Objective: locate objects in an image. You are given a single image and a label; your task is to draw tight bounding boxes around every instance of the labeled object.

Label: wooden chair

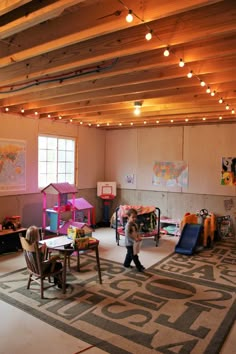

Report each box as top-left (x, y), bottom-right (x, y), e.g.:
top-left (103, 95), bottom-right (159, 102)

top-left (20, 236), bottom-right (63, 299)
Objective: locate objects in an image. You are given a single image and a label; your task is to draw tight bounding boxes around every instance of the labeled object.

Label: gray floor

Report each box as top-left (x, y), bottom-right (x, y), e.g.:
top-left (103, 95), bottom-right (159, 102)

top-left (0, 228), bottom-right (235, 354)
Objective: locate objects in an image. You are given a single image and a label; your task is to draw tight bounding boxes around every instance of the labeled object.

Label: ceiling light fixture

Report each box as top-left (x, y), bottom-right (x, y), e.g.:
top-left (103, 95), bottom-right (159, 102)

top-left (145, 30), bottom-right (152, 41)
top-left (179, 59), bottom-right (185, 67)
top-left (187, 71), bottom-right (193, 78)
top-left (126, 10), bottom-right (133, 23)
top-left (163, 47), bottom-right (170, 57)
top-left (134, 101), bottom-right (142, 115)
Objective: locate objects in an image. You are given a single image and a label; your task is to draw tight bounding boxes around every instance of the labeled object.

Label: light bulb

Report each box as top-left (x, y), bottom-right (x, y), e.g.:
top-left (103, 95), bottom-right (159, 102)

top-left (48, 114), bottom-right (51, 118)
top-left (232, 109), bottom-right (235, 114)
top-left (5, 107), bottom-right (9, 111)
top-left (219, 98), bottom-right (223, 104)
top-left (170, 119), bottom-right (174, 123)
top-left (88, 123), bottom-right (91, 126)
top-left (126, 10), bottom-right (133, 23)
top-left (106, 122), bottom-right (110, 126)
top-left (179, 59), bottom-right (185, 67)
top-left (144, 121), bottom-right (147, 124)
top-left (200, 80), bottom-right (205, 87)
top-left (145, 30), bottom-right (152, 41)
top-left (210, 90), bottom-right (215, 96)
top-left (58, 116), bottom-right (62, 119)
top-left (219, 116), bottom-right (222, 120)
top-left (119, 122), bottom-right (122, 126)
top-left (130, 122), bottom-right (133, 126)
top-left (226, 104), bottom-right (229, 110)
top-left (21, 108), bottom-right (24, 113)
top-left (164, 47), bottom-right (170, 57)
top-left (187, 71), bottom-right (193, 78)
top-left (185, 118), bottom-right (189, 122)
top-left (206, 87), bottom-right (211, 93)
top-left (202, 117), bottom-right (206, 121)
top-left (70, 119), bottom-right (73, 122)
top-left (134, 107), bottom-right (141, 115)
top-left (34, 111), bottom-right (38, 115)
top-left (97, 123), bottom-right (100, 127)
top-left (156, 120), bottom-right (159, 124)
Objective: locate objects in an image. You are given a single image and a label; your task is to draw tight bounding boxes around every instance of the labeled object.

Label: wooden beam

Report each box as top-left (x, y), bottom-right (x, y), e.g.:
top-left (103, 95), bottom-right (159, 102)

top-left (0, 0), bottom-right (32, 16)
top-left (0, 0), bottom-right (87, 39)
top-left (0, 0), bottom-right (223, 66)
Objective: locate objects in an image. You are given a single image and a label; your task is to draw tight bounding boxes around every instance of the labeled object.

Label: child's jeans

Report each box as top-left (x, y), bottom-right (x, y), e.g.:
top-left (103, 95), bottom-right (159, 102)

top-left (124, 245), bottom-right (142, 270)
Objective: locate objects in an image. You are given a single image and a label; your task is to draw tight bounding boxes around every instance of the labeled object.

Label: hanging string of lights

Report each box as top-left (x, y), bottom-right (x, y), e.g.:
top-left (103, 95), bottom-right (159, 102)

top-left (117, 0), bottom-right (235, 121)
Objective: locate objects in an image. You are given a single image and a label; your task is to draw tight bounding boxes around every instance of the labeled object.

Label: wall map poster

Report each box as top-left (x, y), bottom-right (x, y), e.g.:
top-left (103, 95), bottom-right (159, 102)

top-left (221, 157), bottom-right (236, 185)
top-left (152, 161), bottom-right (188, 188)
top-left (0, 139), bottom-right (26, 192)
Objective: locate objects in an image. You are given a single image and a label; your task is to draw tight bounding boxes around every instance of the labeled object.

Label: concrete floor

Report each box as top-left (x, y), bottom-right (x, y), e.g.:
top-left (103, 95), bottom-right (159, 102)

top-left (0, 228), bottom-right (235, 354)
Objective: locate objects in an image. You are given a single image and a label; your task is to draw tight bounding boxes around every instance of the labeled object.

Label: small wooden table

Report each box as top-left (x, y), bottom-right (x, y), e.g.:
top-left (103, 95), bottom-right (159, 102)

top-left (0, 228), bottom-right (27, 254)
top-left (40, 236), bottom-right (102, 293)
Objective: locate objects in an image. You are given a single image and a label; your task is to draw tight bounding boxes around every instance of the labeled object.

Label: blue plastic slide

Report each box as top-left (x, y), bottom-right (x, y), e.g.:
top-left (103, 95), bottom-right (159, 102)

top-left (175, 223), bottom-right (202, 255)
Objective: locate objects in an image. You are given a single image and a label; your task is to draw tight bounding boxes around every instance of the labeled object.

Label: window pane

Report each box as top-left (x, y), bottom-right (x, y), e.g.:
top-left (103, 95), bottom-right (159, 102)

top-left (39, 150), bottom-right (47, 161)
top-left (47, 150), bottom-right (56, 161)
top-left (38, 174), bottom-right (47, 187)
top-left (48, 138), bottom-right (57, 149)
top-left (58, 151), bottom-right (66, 161)
top-left (58, 139), bottom-right (66, 150)
top-left (66, 151), bottom-right (74, 162)
top-left (66, 140), bottom-right (74, 150)
top-left (66, 162), bottom-right (73, 173)
top-left (58, 174), bottom-right (66, 182)
top-left (58, 162), bottom-right (65, 173)
top-left (66, 174), bottom-right (74, 184)
top-left (39, 162), bottom-right (47, 172)
top-left (47, 162), bottom-right (57, 173)
top-left (38, 136), bottom-right (47, 149)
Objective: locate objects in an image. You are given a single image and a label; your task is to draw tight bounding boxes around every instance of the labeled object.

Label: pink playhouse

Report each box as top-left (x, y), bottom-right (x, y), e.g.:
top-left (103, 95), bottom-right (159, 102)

top-left (42, 182), bottom-right (95, 234)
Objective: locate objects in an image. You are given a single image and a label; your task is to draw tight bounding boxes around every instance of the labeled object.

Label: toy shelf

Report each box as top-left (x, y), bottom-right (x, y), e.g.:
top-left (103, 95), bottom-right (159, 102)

top-left (160, 217), bottom-right (181, 236)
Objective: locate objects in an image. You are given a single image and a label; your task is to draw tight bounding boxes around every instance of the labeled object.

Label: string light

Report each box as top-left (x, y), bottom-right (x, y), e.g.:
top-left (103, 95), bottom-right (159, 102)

top-left (21, 108), bottom-right (24, 113)
top-left (219, 116), bottom-right (222, 120)
top-left (163, 47), bottom-right (170, 57)
top-left (70, 119), bottom-right (73, 122)
top-left (185, 118), bottom-right (189, 122)
top-left (34, 111), bottom-right (38, 115)
top-left (106, 122), bottom-right (110, 126)
top-left (126, 10), bottom-right (133, 23)
top-left (130, 122), bottom-right (133, 126)
top-left (179, 59), bottom-right (185, 67)
top-left (119, 1), bottom-right (236, 127)
top-left (156, 120), bottom-right (159, 124)
top-left (144, 121), bottom-right (147, 124)
top-left (88, 123), bottom-right (92, 126)
top-left (5, 107), bottom-right (9, 111)
top-left (47, 114), bottom-right (51, 118)
top-left (97, 123), bottom-right (100, 127)
top-left (232, 109), bottom-right (235, 114)
top-left (187, 71), bottom-right (193, 78)
top-left (170, 119), bottom-right (174, 123)
top-left (58, 115), bottom-right (62, 119)
top-left (145, 30), bottom-right (152, 41)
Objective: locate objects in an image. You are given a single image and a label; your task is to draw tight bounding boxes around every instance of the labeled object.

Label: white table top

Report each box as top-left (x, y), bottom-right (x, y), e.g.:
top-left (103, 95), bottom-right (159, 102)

top-left (39, 235), bottom-right (72, 248)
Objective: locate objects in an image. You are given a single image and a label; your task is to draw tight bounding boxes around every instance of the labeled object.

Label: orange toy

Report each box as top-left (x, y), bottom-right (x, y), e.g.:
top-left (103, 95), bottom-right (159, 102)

top-left (181, 209), bottom-right (216, 248)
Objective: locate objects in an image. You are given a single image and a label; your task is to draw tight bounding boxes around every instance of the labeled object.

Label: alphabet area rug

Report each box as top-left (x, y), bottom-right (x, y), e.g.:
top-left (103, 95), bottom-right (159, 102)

top-left (0, 240), bottom-right (236, 354)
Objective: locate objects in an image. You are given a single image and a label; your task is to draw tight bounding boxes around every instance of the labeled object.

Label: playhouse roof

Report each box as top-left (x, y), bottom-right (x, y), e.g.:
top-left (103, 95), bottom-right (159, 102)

top-left (68, 197), bottom-right (93, 210)
top-left (41, 182), bottom-right (77, 195)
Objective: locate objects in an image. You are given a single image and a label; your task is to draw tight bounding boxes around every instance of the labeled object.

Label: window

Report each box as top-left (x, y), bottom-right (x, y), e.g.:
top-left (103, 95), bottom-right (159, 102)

top-left (38, 135), bottom-right (75, 187)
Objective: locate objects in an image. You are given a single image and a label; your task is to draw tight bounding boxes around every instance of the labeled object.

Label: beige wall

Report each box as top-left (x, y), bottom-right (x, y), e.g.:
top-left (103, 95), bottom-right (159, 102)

top-left (105, 124), bottom-right (236, 223)
top-left (1, 112), bottom-right (236, 227)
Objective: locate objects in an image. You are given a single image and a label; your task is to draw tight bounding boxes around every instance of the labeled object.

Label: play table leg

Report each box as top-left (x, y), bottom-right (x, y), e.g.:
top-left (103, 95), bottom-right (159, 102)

top-left (95, 245), bottom-right (102, 284)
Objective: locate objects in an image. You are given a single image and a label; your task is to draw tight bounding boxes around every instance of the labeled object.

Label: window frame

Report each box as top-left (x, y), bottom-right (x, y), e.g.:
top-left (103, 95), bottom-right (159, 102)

top-left (38, 134), bottom-right (76, 188)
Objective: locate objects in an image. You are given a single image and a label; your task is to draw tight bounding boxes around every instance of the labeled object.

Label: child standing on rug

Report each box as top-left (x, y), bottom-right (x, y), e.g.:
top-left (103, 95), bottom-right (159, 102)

top-left (123, 208), bottom-right (145, 272)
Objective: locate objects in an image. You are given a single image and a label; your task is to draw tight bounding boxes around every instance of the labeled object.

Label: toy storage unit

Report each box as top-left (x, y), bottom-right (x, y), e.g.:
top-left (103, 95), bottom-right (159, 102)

top-left (68, 197), bottom-right (95, 227)
top-left (115, 205), bottom-right (161, 246)
top-left (42, 182), bottom-right (78, 234)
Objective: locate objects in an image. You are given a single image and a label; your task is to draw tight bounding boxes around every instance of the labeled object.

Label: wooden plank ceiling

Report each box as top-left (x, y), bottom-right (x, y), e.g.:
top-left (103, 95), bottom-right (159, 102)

top-left (0, 0), bottom-right (236, 129)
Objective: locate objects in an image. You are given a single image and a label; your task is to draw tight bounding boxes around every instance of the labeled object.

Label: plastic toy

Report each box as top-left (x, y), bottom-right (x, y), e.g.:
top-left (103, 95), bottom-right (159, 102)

top-left (175, 208), bottom-right (216, 255)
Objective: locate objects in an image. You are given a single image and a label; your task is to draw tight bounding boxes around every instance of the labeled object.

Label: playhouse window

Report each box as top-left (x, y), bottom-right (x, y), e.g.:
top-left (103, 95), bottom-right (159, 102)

top-left (38, 135), bottom-right (75, 187)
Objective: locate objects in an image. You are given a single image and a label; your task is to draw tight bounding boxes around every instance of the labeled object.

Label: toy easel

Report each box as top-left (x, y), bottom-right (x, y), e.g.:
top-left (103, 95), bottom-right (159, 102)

top-left (97, 182), bottom-right (116, 226)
